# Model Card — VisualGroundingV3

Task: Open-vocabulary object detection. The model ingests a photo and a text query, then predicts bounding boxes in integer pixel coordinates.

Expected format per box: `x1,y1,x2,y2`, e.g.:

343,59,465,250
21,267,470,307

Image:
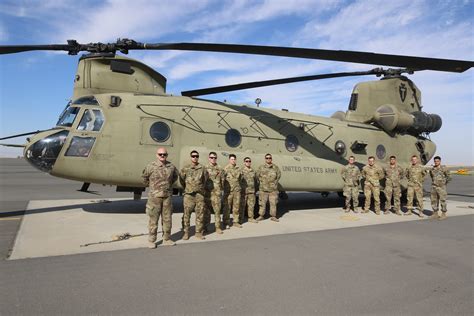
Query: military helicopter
1,39,473,199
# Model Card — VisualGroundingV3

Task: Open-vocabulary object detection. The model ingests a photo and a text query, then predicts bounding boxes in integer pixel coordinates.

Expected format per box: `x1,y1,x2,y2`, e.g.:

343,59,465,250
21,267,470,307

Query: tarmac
8,196,474,260
1,158,473,315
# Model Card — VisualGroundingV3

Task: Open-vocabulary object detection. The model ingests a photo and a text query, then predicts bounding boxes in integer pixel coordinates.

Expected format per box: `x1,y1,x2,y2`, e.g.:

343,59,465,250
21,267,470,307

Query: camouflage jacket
205,163,225,193
241,166,257,194
406,164,427,187
257,163,281,192
179,163,208,194
383,164,404,187
224,164,242,193
341,164,360,187
142,160,178,198
429,165,451,187
361,164,384,186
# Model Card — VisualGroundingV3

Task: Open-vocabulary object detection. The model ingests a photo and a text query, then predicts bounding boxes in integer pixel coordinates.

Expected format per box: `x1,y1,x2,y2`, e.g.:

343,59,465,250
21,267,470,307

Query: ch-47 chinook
1,39,473,199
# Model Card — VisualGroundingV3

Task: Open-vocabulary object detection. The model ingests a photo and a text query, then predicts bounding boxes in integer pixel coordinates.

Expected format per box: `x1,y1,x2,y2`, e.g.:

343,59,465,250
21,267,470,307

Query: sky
0,0,473,164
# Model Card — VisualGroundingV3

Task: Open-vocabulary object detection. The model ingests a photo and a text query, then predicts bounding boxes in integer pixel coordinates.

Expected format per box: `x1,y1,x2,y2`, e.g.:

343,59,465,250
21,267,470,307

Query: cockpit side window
77,109,105,131
57,106,80,127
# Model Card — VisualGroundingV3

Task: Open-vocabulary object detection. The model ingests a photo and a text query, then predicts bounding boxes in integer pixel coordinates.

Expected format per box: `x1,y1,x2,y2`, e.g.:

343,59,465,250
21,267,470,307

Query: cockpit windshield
56,104,80,127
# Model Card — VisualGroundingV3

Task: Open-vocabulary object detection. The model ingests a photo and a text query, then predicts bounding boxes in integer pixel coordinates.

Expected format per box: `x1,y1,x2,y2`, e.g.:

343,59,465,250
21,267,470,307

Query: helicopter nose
24,130,69,173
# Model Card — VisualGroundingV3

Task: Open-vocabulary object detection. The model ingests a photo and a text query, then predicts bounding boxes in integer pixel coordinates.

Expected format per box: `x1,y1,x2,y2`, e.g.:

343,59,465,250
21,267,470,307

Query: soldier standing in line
361,156,384,215
383,155,404,215
142,147,178,249
429,156,451,220
257,153,281,222
341,155,360,213
223,154,243,228
203,151,225,234
240,157,258,223
405,155,427,217
179,150,208,240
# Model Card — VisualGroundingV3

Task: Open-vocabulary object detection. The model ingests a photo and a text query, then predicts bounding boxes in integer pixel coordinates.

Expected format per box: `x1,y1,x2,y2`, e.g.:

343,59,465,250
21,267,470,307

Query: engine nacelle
373,104,442,134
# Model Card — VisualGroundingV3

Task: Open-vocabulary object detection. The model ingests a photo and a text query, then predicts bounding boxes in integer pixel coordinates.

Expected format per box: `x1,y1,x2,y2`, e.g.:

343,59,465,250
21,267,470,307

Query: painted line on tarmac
0,217,21,221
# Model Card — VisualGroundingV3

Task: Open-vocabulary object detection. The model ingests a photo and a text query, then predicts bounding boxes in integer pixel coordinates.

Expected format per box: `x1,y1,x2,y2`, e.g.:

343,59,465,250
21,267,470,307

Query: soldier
405,155,427,217
240,157,258,223
361,156,384,215
340,156,360,213
429,156,451,220
257,153,281,222
142,147,178,249
383,155,404,215
179,150,208,240
223,154,243,228
204,152,225,234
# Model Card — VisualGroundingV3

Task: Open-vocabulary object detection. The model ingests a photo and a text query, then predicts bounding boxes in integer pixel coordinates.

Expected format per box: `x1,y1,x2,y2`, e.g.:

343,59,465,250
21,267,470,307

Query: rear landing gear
279,191,288,200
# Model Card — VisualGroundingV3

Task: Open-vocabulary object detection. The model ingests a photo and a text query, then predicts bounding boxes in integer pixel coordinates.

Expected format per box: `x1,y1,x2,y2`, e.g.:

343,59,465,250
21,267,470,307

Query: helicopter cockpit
25,96,104,172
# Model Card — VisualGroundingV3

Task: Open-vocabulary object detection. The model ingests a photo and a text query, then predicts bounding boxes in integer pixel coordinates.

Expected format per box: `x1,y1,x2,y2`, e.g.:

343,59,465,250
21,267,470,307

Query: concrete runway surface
1,158,473,315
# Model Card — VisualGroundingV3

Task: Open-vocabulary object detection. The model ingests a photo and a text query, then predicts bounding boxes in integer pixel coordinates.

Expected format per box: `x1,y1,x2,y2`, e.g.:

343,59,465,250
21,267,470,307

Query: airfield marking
0,217,21,221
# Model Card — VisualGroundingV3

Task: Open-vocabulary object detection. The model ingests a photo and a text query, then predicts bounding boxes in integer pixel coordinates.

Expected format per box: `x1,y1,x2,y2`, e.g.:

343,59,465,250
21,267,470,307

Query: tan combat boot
270,217,280,222
148,241,156,249
353,208,360,213
162,239,176,246
233,223,242,228
256,216,264,221
195,232,206,240
361,209,369,214
384,209,390,215
418,209,425,218
216,228,223,234
429,211,439,219
248,218,258,223
404,210,412,216
439,212,447,220
182,229,189,240
395,210,402,216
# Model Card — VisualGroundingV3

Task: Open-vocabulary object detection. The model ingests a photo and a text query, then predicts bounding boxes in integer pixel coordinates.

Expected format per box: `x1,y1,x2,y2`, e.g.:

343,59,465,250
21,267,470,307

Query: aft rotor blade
0,130,43,141
182,69,380,96
0,44,73,55
146,43,474,73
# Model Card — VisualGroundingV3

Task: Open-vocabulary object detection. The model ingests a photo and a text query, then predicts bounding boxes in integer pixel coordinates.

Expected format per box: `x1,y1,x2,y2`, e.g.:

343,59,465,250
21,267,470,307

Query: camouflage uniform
223,164,242,227
429,165,451,217
257,163,281,218
383,164,404,214
341,164,360,211
204,163,225,230
142,160,178,242
179,163,208,235
240,165,257,221
406,164,427,215
361,164,384,214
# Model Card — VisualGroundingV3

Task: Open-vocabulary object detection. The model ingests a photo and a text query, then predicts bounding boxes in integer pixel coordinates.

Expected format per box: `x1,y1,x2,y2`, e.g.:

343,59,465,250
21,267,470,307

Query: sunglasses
191,155,199,158
158,153,168,157
245,160,251,162
209,156,217,159
265,157,272,160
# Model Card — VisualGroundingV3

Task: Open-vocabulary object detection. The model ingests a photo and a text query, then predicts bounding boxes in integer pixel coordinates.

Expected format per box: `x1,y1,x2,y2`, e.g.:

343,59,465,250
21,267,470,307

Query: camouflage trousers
146,196,172,242
240,192,256,220
407,184,423,210
384,184,401,212
431,185,448,212
259,191,278,217
364,183,380,212
183,192,204,234
343,185,359,209
204,191,222,229
223,190,241,226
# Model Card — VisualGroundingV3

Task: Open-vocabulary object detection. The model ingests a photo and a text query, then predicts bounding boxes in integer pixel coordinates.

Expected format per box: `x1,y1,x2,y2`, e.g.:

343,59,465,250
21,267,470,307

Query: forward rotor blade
145,43,473,73
0,130,43,141
182,69,381,96
0,44,73,55
0,143,25,148
1,39,473,72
